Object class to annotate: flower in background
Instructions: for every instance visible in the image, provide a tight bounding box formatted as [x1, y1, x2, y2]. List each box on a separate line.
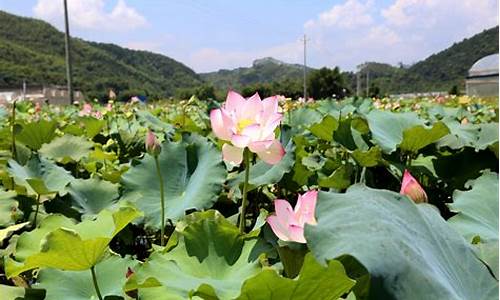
[210, 91, 285, 165]
[400, 170, 428, 203]
[267, 190, 318, 243]
[79, 103, 93, 117]
[145, 130, 161, 157]
[34, 102, 42, 114]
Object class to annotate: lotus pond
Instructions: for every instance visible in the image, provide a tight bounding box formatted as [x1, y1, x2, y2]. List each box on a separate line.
[0, 93, 498, 300]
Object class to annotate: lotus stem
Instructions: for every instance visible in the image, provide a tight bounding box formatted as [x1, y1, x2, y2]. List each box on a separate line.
[239, 149, 251, 233]
[90, 266, 103, 300]
[11, 100, 17, 162]
[33, 194, 40, 227]
[154, 155, 166, 246]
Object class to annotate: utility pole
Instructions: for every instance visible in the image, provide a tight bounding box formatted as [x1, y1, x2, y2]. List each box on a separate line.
[366, 70, 370, 97]
[356, 70, 361, 97]
[301, 34, 310, 101]
[63, 0, 74, 104]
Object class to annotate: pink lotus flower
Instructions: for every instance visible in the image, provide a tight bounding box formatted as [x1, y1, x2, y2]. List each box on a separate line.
[267, 190, 318, 243]
[400, 170, 428, 203]
[210, 91, 285, 165]
[79, 103, 93, 117]
[145, 130, 161, 156]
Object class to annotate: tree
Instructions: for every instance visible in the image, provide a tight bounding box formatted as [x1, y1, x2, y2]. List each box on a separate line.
[308, 67, 349, 100]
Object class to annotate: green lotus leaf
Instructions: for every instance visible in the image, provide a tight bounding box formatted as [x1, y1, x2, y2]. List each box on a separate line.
[236, 253, 355, 300]
[0, 188, 20, 226]
[15, 120, 58, 150]
[39, 135, 93, 163]
[121, 135, 226, 228]
[447, 171, 499, 277]
[0, 222, 29, 246]
[310, 115, 339, 141]
[128, 210, 262, 300]
[305, 186, 498, 300]
[37, 254, 137, 300]
[0, 285, 45, 300]
[6, 206, 141, 277]
[318, 164, 353, 189]
[78, 116, 106, 138]
[399, 121, 449, 153]
[67, 177, 119, 217]
[365, 110, 424, 153]
[437, 121, 480, 150]
[476, 123, 499, 153]
[7, 157, 73, 196]
[351, 146, 383, 167]
[287, 107, 322, 130]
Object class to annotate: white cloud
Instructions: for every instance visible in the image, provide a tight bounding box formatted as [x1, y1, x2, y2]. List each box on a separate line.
[305, 0, 374, 30]
[302, 0, 498, 71]
[33, 0, 147, 31]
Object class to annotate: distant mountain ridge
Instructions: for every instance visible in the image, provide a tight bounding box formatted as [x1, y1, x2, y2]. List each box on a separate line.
[0, 10, 202, 98]
[200, 57, 312, 92]
[205, 27, 499, 95]
[0, 9, 497, 99]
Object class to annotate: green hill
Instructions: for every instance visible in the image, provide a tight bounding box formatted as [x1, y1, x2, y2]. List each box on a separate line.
[201, 57, 312, 92]
[356, 26, 499, 94]
[0, 10, 202, 98]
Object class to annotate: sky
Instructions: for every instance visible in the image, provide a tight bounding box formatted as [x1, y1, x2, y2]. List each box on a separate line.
[0, 0, 498, 73]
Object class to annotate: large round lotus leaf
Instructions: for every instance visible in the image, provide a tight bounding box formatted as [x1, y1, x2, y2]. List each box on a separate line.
[399, 121, 449, 153]
[67, 177, 119, 217]
[6, 206, 141, 277]
[365, 110, 424, 153]
[437, 121, 480, 150]
[37, 254, 137, 300]
[236, 253, 355, 300]
[128, 210, 262, 300]
[7, 157, 73, 196]
[287, 107, 322, 130]
[447, 171, 499, 277]
[15, 120, 58, 150]
[39, 135, 93, 163]
[121, 135, 226, 228]
[305, 185, 498, 300]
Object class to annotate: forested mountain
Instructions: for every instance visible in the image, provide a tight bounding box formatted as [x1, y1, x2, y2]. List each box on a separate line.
[353, 26, 499, 94]
[0, 10, 202, 98]
[200, 57, 313, 92]
[0, 8, 497, 99]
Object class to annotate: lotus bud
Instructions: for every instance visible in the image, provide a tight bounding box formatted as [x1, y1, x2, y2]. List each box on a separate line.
[145, 130, 161, 157]
[400, 170, 428, 203]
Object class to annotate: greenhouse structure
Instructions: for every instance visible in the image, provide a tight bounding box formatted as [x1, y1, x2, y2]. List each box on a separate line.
[466, 54, 499, 97]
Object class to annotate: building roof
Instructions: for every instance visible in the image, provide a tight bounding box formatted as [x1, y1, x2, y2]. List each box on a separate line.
[468, 54, 499, 77]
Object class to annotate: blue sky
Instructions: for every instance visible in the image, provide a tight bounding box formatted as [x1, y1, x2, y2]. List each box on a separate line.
[0, 0, 497, 72]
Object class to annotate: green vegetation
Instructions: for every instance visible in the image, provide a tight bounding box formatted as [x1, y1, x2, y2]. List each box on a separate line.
[0, 10, 202, 99]
[352, 26, 499, 95]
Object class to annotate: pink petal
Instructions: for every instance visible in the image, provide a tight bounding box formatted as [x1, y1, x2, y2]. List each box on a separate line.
[260, 96, 279, 122]
[231, 134, 251, 148]
[248, 140, 274, 153]
[274, 199, 295, 223]
[262, 96, 278, 113]
[222, 144, 244, 165]
[210, 109, 232, 140]
[255, 140, 285, 165]
[225, 90, 246, 112]
[294, 190, 318, 225]
[262, 113, 282, 138]
[287, 224, 306, 243]
[241, 93, 263, 120]
[267, 215, 291, 242]
[400, 170, 428, 203]
[241, 124, 262, 141]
